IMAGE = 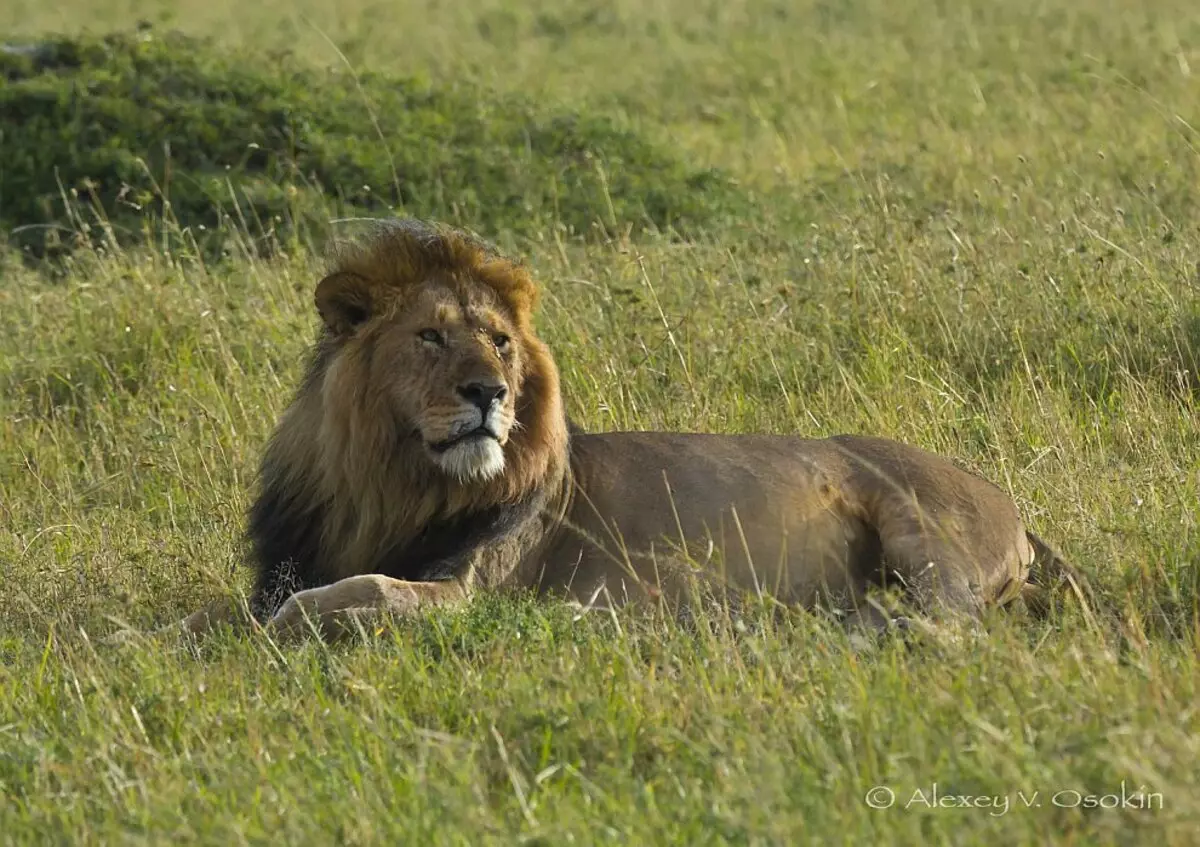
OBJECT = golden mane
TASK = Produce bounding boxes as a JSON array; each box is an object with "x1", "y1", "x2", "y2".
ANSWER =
[
  {"x1": 249, "y1": 220, "x2": 570, "y2": 601},
  {"x1": 324, "y1": 220, "x2": 541, "y2": 329}
]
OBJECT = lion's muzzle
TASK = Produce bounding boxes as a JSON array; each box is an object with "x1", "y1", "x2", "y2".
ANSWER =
[{"x1": 426, "y1": 383, "x2": 511, "y2": 481}]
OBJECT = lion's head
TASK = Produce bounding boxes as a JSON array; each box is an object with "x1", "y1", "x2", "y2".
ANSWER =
[
  {"x1": 260, "y1": 220, "x2": 570, "y2": 582},
  {"x1": 317, "y1": 226, "x2": 539, "y2": 483}
]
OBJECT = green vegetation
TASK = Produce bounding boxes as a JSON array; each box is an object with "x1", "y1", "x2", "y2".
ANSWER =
[
  {"x1": 0, "y1": 31, "x2": 742, "y2": 256},
  {"x1": 2, "y1": 0, "x2": 1199, "y2": 843}
]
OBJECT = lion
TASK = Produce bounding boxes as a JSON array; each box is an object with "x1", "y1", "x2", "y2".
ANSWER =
[{"x1": 173, "y1": 219, "x2": 1082, "y2": 643}]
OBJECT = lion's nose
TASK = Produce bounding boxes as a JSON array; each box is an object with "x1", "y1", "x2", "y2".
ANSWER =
[{"x1": 458, "y1": 381, "x2": 508, "y2": 413}]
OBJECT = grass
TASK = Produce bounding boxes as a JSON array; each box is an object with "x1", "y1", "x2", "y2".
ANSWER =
[
  {"x1": 0, "y1": 31, "x2": 745, "y2": 258},
  {"x1": 2, "y1": 0, "x2": 1199, "y2": 842}
]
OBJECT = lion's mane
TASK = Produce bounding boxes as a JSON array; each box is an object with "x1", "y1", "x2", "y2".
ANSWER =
[{"x1": 247, "y1": 221, "x2": 570, "y2": 616}]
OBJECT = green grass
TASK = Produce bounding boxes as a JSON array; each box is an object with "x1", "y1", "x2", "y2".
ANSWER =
[
  {"x1": 2, "y1": 0, "x2": 1200, "y2": 842},
  {"x1": 0, "y1": 31, "x2": 745, "y2": 257}
]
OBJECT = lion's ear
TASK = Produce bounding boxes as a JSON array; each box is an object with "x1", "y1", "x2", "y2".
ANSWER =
[{"x1": 315, "y1": 272, "x2": 374, "y2": 335}]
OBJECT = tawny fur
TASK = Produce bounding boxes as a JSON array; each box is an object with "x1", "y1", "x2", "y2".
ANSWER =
[{"x1": 166, "y1": 220, "x2": 1080, "y2": 643}]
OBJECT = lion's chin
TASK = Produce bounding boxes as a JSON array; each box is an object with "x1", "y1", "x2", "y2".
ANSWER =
[{"x1": 433, "y1": 436, "x2": 506, "y2": 483}]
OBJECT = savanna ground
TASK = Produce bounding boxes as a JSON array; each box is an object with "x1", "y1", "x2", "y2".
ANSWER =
[{"x1": 2, "y1": 0, "x2": 1199, "y2": 843}]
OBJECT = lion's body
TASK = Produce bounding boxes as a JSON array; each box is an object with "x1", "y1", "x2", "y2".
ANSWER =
[
  {"x1": 544, "y1": 432, "x2": 1034, "y2": 623},
  {"x1": 172, "y1": 221, "x2": 1073, "y2": 642}
]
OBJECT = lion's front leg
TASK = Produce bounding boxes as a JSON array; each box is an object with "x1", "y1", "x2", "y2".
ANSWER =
[
  {"x1": 177, "y1": 594, "x2": 259, "y2": 638},
  {"x1": 265, "y1": 574, "x2": 469, "y2": 643},
  {"x1": 105, "y1": 593, "x2": 257, "y2": 647}
]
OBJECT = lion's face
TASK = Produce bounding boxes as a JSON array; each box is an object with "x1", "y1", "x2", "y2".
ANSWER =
[
  {"x1": 317, "y1": 269, "x2": 528, "y2": 484},
  {"x1": 372, "y1": 281, "x2": 524, "y2": 482}
]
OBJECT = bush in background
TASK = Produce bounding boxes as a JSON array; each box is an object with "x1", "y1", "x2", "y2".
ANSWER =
[{"x1": 0, "y1": 30, "x2": 746, "y2": 256}]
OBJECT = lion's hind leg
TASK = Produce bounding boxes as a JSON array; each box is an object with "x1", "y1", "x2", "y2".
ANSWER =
[
  {"x1": 838, "y1": 555, "x2": 992, "y2": 652},
  {"x1": 868, "y1": 518, "x2": 1035, "y2": 648},
  {"x1": 866, "y1": 520, "x2": 1011, "y2": 628}
]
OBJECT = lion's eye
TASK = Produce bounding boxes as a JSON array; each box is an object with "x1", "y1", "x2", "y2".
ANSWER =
[
  {"x1": 493, "y1": 333, "x2": 511, "y2": 351},
  {"x1": 418, "y1": 328, "x2": 445, "y2": 346}
]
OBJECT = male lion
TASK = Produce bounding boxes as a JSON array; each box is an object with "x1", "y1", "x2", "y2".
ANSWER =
[{"x1": 176, "y1": 219, "x2": 1077, "y2": 642}]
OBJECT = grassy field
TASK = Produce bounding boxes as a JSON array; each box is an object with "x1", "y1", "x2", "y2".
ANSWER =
[{"x1": 2, "y1": 0, "x2": 1200, "y2": 842}]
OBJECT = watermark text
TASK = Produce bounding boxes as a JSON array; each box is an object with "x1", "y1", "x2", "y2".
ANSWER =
[{"x1": 864, "y1": 781, "x2": 1164, "y2": 816}]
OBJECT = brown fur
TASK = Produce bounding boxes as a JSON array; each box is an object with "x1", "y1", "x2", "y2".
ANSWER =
[{"x1": 163, "y1": 220, "x2": 1078, "y2": 643}]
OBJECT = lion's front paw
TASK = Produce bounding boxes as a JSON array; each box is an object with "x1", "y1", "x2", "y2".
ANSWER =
[
  {"x1": 265, "y1": 588, "x2": 324, "y2": 642},
  {"x1": 264, "y1": 576, "x2": 429, "y2": 643}
]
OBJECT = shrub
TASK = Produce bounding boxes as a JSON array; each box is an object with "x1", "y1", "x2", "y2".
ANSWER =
[{"x1": 0, "y1": 30, "x2": 745, "y2": 255}]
